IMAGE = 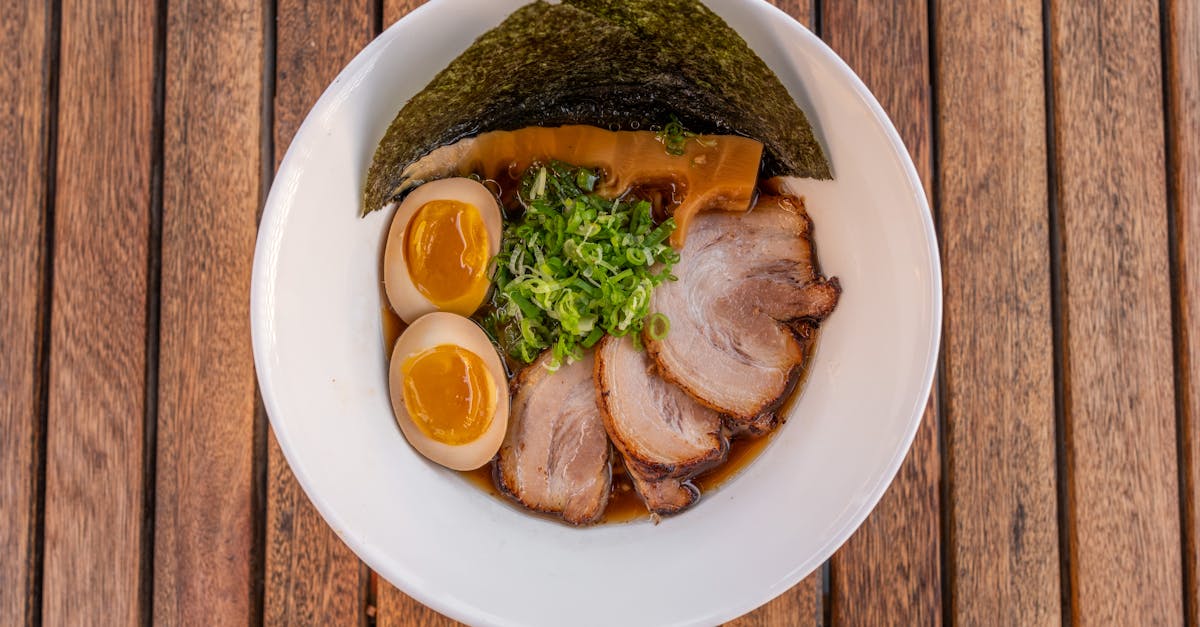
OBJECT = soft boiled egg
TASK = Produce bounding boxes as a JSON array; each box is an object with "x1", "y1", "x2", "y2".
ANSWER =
[
  {"x1": 384, "y1": 178, "x2": 503, "y2": 323},
  {"x1": 388, "y1": 311, "x2": 509, "y2": 470}
]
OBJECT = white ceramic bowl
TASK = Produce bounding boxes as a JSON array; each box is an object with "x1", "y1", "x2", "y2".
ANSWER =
[{"x1": 251, "y1": 1, "x2": 941, "y2": 625}]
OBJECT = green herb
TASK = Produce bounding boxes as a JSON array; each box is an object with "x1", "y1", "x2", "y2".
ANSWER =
[
  {"x1": 485, "y1": 162, "x2": 679, "y2": 369},
  {"x1": 655, "y1": 116, "x2": 717, "y2": 156},
  {"x1": 657, "y1": 117, "x2": 691, "y2": 156},
  {"x1": 646, "y1": 312, "x2": 671, "y2": 340}
]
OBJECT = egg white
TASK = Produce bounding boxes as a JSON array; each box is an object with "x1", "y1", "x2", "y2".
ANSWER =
[
  {"x1": 388, "y1": 312, "x2": 509, "y2": 471},
  {"x1": 383, "y1": 178, "x2": 503, "y2": 324}
]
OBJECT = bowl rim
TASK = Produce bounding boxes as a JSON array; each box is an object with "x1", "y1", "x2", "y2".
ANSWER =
[{"x1": 251, "y1": 0, "x2": 943, "y2": 624}]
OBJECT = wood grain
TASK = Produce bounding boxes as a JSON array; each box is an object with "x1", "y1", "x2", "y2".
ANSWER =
[
  {"x1": 1165, "y1": 0, "x2": 1199, "y2": 623},
  {"x1": 382, "y1": 0, "x2": 425, "y2": 28},
  {"x1": 936, "y1": 1, "x2": 1062, "y2": 623},
  {"x1": 155, "y1": 0, "x2": 263, "y2": 623},
  {"x1": 266, "y1": 437, "x2": 366, "y2": 626},
  {"x1": 377, "y1": 580, "x2": 461, "y2": 627},
  {"x1": 265, "y1": 1, "x2": 373, "y2": 624},
  {"x1": 1047, "y1": 0, "x2": 1183, "y2": 622},
  {"x1": 765, "y1": 0, "x2": 812, "y2": 26},
  {"x1": 724, "y1": 576, "x2": 820, "y2": 627},
  {"x1": 0, "y1": 0, "x2": 51, "y2": 623},
  {"x1": 41, "y1": 0, "x2": 155, "y2": 623},
  {"x1": 731, "y1": 4, "x2": 825, "y2": 625},
  {"x1": 821, "y1": 1, "x2": 942, "y2": 623}
]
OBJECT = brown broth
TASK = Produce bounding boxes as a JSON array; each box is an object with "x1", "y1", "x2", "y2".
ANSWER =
[
  {"x1": 380, "y1": 305, "x2": 405, "y2": 359},
  {"x1": 462, "y1": 464, "x2": 503, "y2": 499},
  {"x1": 597, "y1": 463, "x2": 648, "y2": 524},
  {"x1": 694, "y1": 431, "x2": 775, "y2": 494}
]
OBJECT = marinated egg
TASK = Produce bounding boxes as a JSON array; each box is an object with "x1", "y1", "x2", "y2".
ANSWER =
[
  {"x1": 388, "y1": 312, "x2": 509, "y2": 470},
  {"x1": 384, "y1": 178, "x2": 502, "y2": 323}
]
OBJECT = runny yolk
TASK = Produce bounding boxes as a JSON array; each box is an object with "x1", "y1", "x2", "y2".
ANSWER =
[
  {"x1": 400, "y1": 344, "x2": 496, "y2": 445},
  {"x1": 404, "y1": 199, "x2": 491, "y2": 316}
]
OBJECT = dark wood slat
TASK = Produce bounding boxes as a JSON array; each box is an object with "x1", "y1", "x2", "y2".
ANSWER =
[
  {"x1": 819, "y1": 1, "x2": 941, "y2": 623},
  {"x1": 1047, "y1": 0, "x2": 1182, "y2": 622},
  {"x1": 41, "y1": 0, "x2": 155, "y2": 623},
  {"x1": 382, "y1": 0, "x2": 423, "y2": 27},
  {"x1": 0, "y1": 0, "x2": 52, "y2": 623},
  {"x1": 935, "y1": 1, "x2": 1062, "y2": 623},
  {"x1": 728, "y1": 3, "x2": 823, "y2": 624},
  {"x1": 377, "y1": 581, "x2": 460, "y2": 627},
  {"x1": 266, "y1": 438, "x2": 366, "y2": 626},
  {"x1": 1165, "y1": 0, "x2": 1199, "y2": 623},
  {"x1": 830, "y1": 407, "x2": 940, "y2": 625},
  {"x1": 265, "y1": 1, "x2": 373, "y2": 624},
  {"x1": 764, "y1": 0, "x2": 812, "y2": 23},
  {"x1": 155, "y1": 0, "x2": 263, "y2": 622},
  {"x1": 724, "y1": 576, "x2": 819, "y2": 627}
]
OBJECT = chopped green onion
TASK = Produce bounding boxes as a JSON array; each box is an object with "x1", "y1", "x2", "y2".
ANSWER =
[
  {"x1": 484, "y1": 161, "x2": 677, "y2": 367},
  {"x1": 655, "y1": 115, "x2": 705, "y2": 156},
  {"x1": 647, "y1": 313, "x2": 670, "y2": 340}
]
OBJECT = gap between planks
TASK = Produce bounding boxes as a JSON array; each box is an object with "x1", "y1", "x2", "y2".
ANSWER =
[
  {"x1": 33, "y1": 0, "x2": 64, "y2": 624},
  {"x1": 1161, "y1": 0, "x2": 1199, "y2": 623},
  {"x1": 1041, "y1": 0, "x2": 1075, "y2": 621},
  {"x1": 139, "y1": 0, "x2": 168, "y2": 621}
]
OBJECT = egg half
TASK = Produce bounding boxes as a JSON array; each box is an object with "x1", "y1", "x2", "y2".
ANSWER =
[
  {"x1": 384, "y1": 178, "x2": 503, "y2": 323},
  {"x1": 388, "y1": 312, "x2": 509, "y2": 470}
]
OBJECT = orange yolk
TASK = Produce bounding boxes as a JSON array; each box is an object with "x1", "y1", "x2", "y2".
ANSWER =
[
  {"x1": 400, "y1": 344, "x2": 496, "y2": 445},
  {"x1": 404, "y1": 199, "x2": 491, "y2": 316}
]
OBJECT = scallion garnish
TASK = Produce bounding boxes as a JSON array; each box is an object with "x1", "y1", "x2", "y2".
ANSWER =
[{"x1": 486, "y1": 161, "x2": 678, "y2": 370}]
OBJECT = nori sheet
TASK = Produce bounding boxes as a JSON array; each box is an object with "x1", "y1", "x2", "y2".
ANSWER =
[
  {"x1": 564, "y1": 0, "x2": 830, "y2": 180},
  {"x1": 363, "y1": 0, "x2": 830, "y2": 215}
]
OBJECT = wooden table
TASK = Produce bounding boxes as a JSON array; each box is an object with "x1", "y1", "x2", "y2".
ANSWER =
[{"x1": 2, "y1": 0, "x2": 1196, "y2": 624}]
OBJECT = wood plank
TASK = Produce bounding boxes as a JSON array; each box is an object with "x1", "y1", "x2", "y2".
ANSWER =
[
  {"x1": 265, "y1": 1, "x2": 372, "y2": 624},
  {"x1": 935, "y1": 1, "x2": 1062, "y2": 623},
  {"x1": 382, "y1": 0, "x2": 424, "y2": 28},
  {"x1": 41, "y1": 0, "x2": 155, "y2": 623},
  {"x1": 377, "y1": 578, "x2": 460, "y2": 627},
  {"x1": 724, "y1": 576, "x2": 819, "y2": 627},
  {"x1": 819, "y1": 1, "x2": 941, "y2": 623},
  {"x1": 1165, "y1": 0, "x2": 1200, "y2": 623},
  {"x1": 266, "y1": 437, "x2": 366, "y2": 626},
  {"x1": 0, "y1": 0, "x2": 52, "y2": 623},
  {"x1": 155, "y1": 0, "x2": 263, "y2": 623},
  {"x1": 725, "y1": 3, "x2": 824, "y2": 624},
  {"x1": 1047, "y1": 0, "x2": 1182, "y2": 622}
]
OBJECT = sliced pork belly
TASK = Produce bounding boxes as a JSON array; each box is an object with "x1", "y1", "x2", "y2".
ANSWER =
[
  {"x1": 498, "y1": 350, "x2": 611, "y2": 525},
  {"x1": 595, "y1": 334, "x2": 726, "y2": 515},
  {"x1": 645, "y1": 195, "x2": 841, "y2": 431}
]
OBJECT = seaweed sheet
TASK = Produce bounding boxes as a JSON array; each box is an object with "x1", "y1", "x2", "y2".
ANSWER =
[{"x1": 364, "y1": 0, "x2": 830, "y2": 215}]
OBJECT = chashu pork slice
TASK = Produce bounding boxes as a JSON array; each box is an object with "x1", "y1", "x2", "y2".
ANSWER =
[
  {"x1": 595, "y1": 334, "x2": 726, "y2": 515},
  {"x1": 498, "y1": 350, "x2": 611, "y2": 525},
  {"x1": 645, "y1": 195, "x2": 841, "y2": 432}
]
